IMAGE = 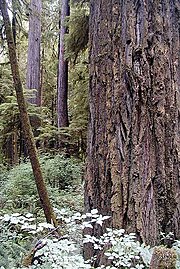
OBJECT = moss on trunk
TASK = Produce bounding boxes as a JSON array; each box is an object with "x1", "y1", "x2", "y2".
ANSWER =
[{"x1": 150, "y1": 246, "x2": 177, "y2": 269}]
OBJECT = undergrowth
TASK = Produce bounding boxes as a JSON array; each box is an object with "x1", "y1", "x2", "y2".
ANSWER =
[
  {"x1": 0, "y1": 209, "x2": 179, "y2": 269},
  {"x1": 0, "y1": 154, "x2": 83, "y2": 214},
  {"x1": 0, "y1": 155, "x2": 179, "y2": 269}
]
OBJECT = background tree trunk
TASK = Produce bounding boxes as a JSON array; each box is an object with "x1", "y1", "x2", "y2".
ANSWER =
[
  {"x1": 26, "y1": 0, "x2": 42, "y2": 105},
  {"x1": 0, "y1": 0, "x2": 58, "y2": 227},
  {"x1": 57, "y1": 0, "x2": 70, "y2": 128},
  {"x1": 85, "y1": 0, "x2": 180, "y2": 258}
]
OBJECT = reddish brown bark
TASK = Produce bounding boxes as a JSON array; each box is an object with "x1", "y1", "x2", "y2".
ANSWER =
[
  {"x1": 57, "y1": 0, "x2": 70, "y2": 128},
  {"x1": 85, "y1": 0, "x2": 180, "y2": 259},
  {"x1": 26, "y1": 0, "x2": 42, "y2": 105}
]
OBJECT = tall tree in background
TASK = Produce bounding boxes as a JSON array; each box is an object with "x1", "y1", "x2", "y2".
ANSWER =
[
  {"x1": 0, "y1": 0, "x2": 58, "y2": 227},
  {"x1": 57, "y1": 0, "x2": 70, "y2": 127},
  {"x1": 26, "y1": 0, "x2": 42, "y2": 105},
  {"x1": 85, "y1": 0, "x2": 180, "y2": 258}
]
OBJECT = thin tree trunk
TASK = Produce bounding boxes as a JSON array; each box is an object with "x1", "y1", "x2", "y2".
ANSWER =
[
  {"x1": 26, "y1": 0, "x2": 41, "y2": 105},
  {"x1": 57, "y1": 0, "x2": 70, "y2": 128},
  {"x1": 85, "y1": 0, "x2": 180, "y2": 260},
  {"x1": 0, "y1": 0, "x2": 58, "y2": 227}
]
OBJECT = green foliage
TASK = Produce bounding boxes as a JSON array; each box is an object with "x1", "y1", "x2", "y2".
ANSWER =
[
  {"x1": 0, "y1": 0, "x2": 89, "y2": 163},
  {"x1": 0, "y1": 161, "x2": 38, "y2": 213},
  {"x1": 0, "y1": 63, "x2": 19, "y2": 163},
  {"x1": 69, "y1": 52, "x2": 88, "y2": 131},
  {"x1": 0, "y1": 219, "x2": 26, "y2": 268},
  {"x1": 65, "y1": 2, "x2": 89, "y2": 62},
  {"x1": 41, "y1": 154, "x2": 83, "y2": 190},
  {"x1": 0, "y1": 95, "x2": 19, "y2": 141},
  {"x1": 0, "y1": 212, "x2": 57, "y2": 269},
  {"x1": 0, "y1": 88, "x2": 55, "y2": 163},
  {"x1": 0, "y1": 64, "x2": 14, "y2": 104},
  {"x1": 0, "y1": 64, "x2": 17, "y2": 154},
  {"x1": 0, "y1": 208, "x2": 180, "y2": 269},
  {"x1": 98, "y1": 230, "x2": 152, "y2": 268},
  {"x1": 64, "y1": 2, "x2": 89, "y2": 153},
  {"x1": 0, "y1": 154, "x2": 83, "y2": 213},
  {"x1": 4, "y1": 162, "x2": 36, "y2": 197}
]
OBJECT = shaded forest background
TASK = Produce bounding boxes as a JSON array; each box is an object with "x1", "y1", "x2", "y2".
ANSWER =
[{"x1": 0, "y1": 0, "x2": 89, "y2": 166}]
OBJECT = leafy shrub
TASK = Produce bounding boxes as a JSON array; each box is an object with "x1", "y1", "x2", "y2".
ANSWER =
[
  {"x1": 0, "y1": 157, "x2": 179, "y2": 269},
  {"x1": 0, "y1": 162, "x2": 37, "y2": 212},
  {"x1": 0, "y1": 210, "x2": 180, "y2": 269},
  {"x1": 0, "y1": 154, "x2": 83, "y2": 212},
  {"x1": 4, "y1": 162, "x2": 36, "y2": 197},
  {"x1": 41, "y1": 154, "x2": 82, "y2": 190},
  {"x1": 0, "y1": 214, "x2": 29, "y2": 268}
]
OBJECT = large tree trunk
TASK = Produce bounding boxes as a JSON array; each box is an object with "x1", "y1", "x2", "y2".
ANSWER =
[
  {"x1": 85, "y1": 0, "x2": 180, "y2": 256},
  {"x1": 57, "y1": 0, "x2": 70, "y2": 128},
  {"x1": 0, "y1": 0, "x2": 58, "y2": 227},
  {"x1": 26, "y1": 0, "x2": 41, "y2": 105}
]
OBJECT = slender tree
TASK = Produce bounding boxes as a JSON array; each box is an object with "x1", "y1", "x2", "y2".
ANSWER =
[
  {"x1": 0, "y1": 0, "x2": 58, "y2": 227},
  {"x1": 57, "y1": 0, "x2": 70, "y2": 128},
  {"x1": 85, "y1": 0, "x2": 180, "y2": 259},
  {"x1": 9, "y1": 0, "x2": 18, "y2": 165},
  {"x1": 26, "y1": 0, "x2": 42, "y2": 105}
]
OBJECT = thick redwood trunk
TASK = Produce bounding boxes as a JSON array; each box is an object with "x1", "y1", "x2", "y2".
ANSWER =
[
  {"x1": 85, "y1": 0, "x2": 180, "y2": 254},
  {"x1": 0, "y1": 0, "x2": 57, "y2": 227},
  {"x1": 26, "y1": 0, "x2": 41, "y2": 105},
  {"x1": 57, "y1": 0, "x2": 70, "y2": 128}
]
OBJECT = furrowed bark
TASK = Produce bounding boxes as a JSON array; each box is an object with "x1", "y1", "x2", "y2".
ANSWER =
[{"x1": 85, "y1": 0, "x2": 180, "y2": 259}]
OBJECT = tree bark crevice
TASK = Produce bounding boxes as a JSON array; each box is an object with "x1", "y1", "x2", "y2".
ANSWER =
[{"x1": 85, "y1": 1, "x2": 180, "y2": 260}]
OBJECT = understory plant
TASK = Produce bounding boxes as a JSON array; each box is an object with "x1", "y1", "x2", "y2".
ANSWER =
[
  {"x1": 0, "y1": 154, "x2": 83, "y2": 214},
  {"x1": 0, "y1": 157, "x2": 179, "y2": 269},
  {"x1": 0, "y1": 209, "x2": 149, "y2": 269},
  {"x1": 0, "y1": 209, "x2": 180, "y2": 269}
]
